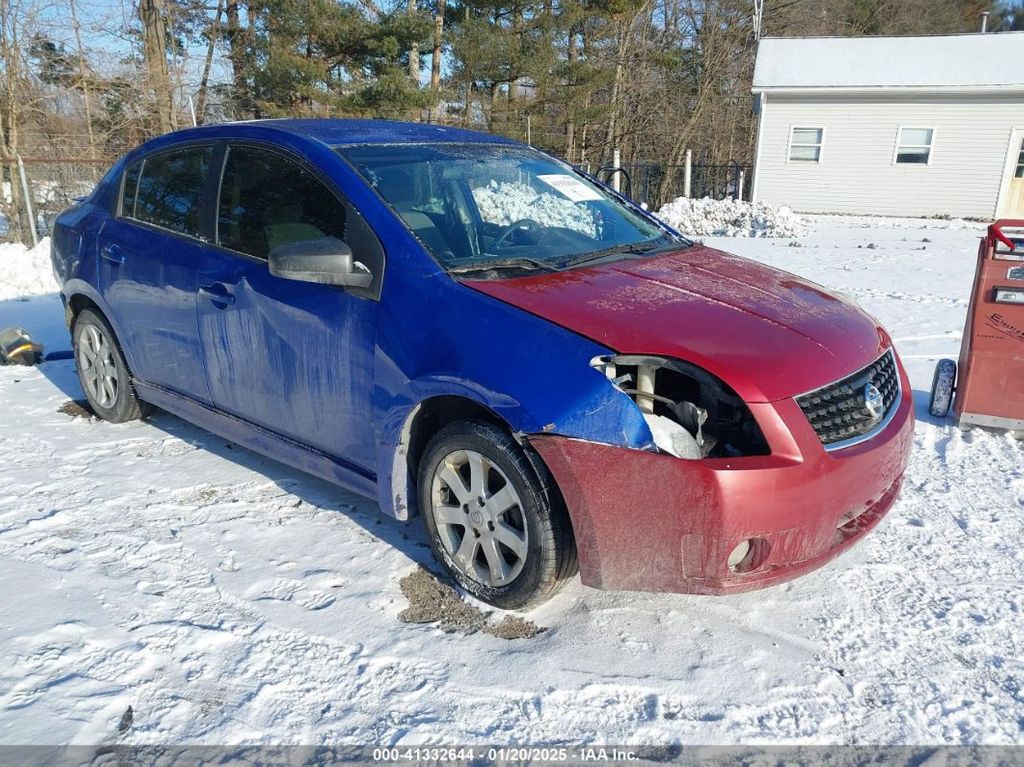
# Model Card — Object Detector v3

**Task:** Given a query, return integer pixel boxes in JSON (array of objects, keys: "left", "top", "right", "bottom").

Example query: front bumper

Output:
[{"left": 529, "top": 363, "right": 915, "bottom": 595}]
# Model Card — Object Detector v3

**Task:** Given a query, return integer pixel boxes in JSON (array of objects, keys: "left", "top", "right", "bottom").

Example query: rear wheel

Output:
[
  {"left": 929, "top": 358, "right": 957, "bottom": 418},
  {"left": 418, "top": 419, "right": 577, "bottom": 609},
  {"left": 73, "top": 309, "right": 148, "bottom": 423}
]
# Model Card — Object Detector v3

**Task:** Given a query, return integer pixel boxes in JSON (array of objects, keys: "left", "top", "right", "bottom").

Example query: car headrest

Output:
[{"left": 373, "top": 167, "right": 415, "bottom": 208}]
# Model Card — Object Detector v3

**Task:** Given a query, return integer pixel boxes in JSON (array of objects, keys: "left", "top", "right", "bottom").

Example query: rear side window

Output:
[
  {"left": 121, "top": 161, "right": 141, "bottom": 218},
  {"left": 130, "top": 146, "right": 213, "bottom": 238},
  {"left": 217, "top": 146, "right": 346, "bottom": 260}
]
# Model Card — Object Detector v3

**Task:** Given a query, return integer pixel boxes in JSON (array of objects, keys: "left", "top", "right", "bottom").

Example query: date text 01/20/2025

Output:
[{"left": 371, "top": 747, "right": 640, "bottom": 761}]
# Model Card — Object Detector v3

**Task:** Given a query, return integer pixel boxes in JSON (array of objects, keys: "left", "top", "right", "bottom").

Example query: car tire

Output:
[
  {"left": 418, "top": 419, "right": 577, "bottom": 610},
  {"left": 929, "top": 358, "right": 957, "bottom": 418},
  {"left": 73, "top": 308, "right": 149, "bottom": 423}
]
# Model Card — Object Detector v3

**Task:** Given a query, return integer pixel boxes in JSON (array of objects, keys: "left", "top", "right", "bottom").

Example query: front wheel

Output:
[
  {"left": 929, "top": 358, "right": 957, "bottom": 418},
  {"left": 418, "top": 419, "right": 577, "bottom": 609}
]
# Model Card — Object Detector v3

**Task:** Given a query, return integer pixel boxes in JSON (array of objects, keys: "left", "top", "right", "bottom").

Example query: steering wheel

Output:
[{"left": 492, "top": 218, "right": 542, "bottom": 250}]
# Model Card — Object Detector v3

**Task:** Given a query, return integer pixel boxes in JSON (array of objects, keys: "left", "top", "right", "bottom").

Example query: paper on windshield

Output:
[{"left": 538, "top": 174, "right": 603, "bottom": 203}]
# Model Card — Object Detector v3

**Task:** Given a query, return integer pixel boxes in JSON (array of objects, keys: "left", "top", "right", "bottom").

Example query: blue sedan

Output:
[{"left": 51, "top": 119, "right": 911, "bottom": 608}]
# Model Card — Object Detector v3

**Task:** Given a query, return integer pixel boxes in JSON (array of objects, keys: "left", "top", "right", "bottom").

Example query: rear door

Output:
[
  {"left": 196, "top": 144, "right": 381, "bottom": 473},
  {"left": 96, "top": 145, "right": 214, "bottom": 402}
]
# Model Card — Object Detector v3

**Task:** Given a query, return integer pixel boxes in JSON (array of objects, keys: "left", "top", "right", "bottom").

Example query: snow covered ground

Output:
[
  {"left": 0, "top": 238, "right": 57, "bottom": 301},
  {"left": 1, "top": 215, "right": 1023, "bottom": 747}
]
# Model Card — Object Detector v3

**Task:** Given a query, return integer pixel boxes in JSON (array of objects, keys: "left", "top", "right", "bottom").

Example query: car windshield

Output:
[{"left": 337, "top": 143, "right": 684, "bottom": 275}]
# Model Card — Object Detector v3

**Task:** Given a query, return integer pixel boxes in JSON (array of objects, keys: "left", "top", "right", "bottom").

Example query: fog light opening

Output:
[
  {"left": 727, "top": 538, "right": 767, "bottom": 573},
  {"left": 727, "top": 540, "right": 752, "bottom": 572}
]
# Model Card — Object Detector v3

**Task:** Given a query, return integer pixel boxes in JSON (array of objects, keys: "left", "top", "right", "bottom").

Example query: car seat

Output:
[
  {"left": 264, "top": 202, "right": 325, "bottom": 254},
  {"left": 373, "top": 167, "right": 453, "bottom": 256}
]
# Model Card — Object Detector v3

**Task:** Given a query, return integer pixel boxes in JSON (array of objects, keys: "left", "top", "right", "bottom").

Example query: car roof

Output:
[
  {"left": 262, "top": 118, "right": 519, "bottom": 146},
  {"left": 149, "top": 118, "right": 521, "bottom": 149}
]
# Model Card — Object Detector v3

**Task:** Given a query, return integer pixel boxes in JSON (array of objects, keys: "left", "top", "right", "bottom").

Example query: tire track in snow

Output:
[
  {"left": 0, "top": 453, "right": 455, "bottom": 742},
  {"left": 807, "top": 423, "right": 1024, "bottom": 743}
]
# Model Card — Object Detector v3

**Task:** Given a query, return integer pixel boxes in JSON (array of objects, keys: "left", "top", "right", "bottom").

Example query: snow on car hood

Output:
[{"left": 464, "top": 245, "right": 888, "bottom": 403}]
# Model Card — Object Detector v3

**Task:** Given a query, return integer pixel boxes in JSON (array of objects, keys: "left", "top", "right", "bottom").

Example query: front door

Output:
[
  {"left": 97, "top": 145, "right": 214, "bottom": 403},
  {"left": 196, "top": 145, "right": 380, "bottom": 474},
  {"left": 998, "top": 130, "right": 1024, "bottom": 218}
]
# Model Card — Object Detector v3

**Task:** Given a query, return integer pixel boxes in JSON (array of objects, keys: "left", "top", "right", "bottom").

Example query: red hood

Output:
[{"left": 465, "top": 245, "right": 888, "bottom": 403}]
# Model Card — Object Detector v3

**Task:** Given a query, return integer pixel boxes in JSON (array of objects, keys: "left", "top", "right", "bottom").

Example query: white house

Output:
[{"left": 750, "top": 33, "right": 1024, "bottom": 219}]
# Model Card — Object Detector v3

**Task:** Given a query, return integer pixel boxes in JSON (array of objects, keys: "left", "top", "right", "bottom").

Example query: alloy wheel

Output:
[
  {"left": 430, "top": 448, "right": 529, "bottom": 587},
  {"left": 77, "top": 324, "right": 119, "bottom": 409}
]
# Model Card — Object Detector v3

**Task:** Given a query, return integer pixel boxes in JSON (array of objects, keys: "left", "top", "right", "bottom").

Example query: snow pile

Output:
[
  {"left": 656, "top": 197, "right": 808, "bottom": 238},
  {"left": 472, "top": 181, "right": 597, "bottom": 237},
  {"left": 0, "top": 237, "right": 56, "bottom": 301}
]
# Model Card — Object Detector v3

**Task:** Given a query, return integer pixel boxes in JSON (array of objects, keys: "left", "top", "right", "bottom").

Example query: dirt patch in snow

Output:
[
  {"left": 655, "top": 197, "right": 807, "bottom": 238},
  {"left": 485, "top": 614, "right": 545, "bottom": 640},
  {"left": 398, "top": 566, "right": 544, "bottom": 639},
  {"left": 399, "top": 566, "right": 488, "bottom": 633},
  {"left": 58, "top": 400, "right": 94, "bottom": 419}
]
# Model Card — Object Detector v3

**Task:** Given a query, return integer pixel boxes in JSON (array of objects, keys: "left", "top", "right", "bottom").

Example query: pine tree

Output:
[{"left": 238, "top": 0, "right": 432, "bottom": 117}]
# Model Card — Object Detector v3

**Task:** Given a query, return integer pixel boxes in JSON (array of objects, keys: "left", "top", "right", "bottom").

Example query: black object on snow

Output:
[{"left": 0, "top": 326, "right": 43, "bottom": 366}]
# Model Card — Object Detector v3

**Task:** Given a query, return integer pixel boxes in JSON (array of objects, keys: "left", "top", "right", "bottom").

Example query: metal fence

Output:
[
  {"left": 610, "top": 160, "right": 751, "bottom": 209},
  {"left": 29, "top": 157, "right": 107, "bottom": 239},
  {"left": 1, "top": 157, "right": 110, "bottom": 244}
]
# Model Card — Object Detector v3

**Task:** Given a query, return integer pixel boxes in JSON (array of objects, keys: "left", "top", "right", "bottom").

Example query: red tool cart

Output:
[{"left": 930, "top": 220, "right": 1024, "bottom": 435}]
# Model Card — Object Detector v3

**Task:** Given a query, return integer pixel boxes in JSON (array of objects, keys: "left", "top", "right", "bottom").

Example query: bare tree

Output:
[
  {"left": 138, "top": 0, "right": 174, "bottom": 132},
  {"left": 408, "top": 0, "right": 420, "bottom": 84},
  {"left": 0, "top": 0, "right": 46, "bottom": 242},
  {"left": 431, "top": 0, "right": 445, "bottom": 92},
  {"left": 196, "top": 0, "right": 225, "bottom": 123},
  {"left": 67, "top": 0, "right": 98, "bottom": 168}
]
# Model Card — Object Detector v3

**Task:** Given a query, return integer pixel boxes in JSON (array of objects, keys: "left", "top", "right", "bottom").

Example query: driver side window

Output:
[{"left": 217, "top": 146, "right": 346, "bottom": 260}]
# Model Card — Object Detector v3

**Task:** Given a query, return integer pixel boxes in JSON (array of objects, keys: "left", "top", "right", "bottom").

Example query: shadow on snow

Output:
[{"left": 0, "top": 291, "right": 436, "bottom": 575}]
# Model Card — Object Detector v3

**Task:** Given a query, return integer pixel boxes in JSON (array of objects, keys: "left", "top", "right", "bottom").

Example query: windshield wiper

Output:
[
  {"left": 448, "top": 257, "right": 558, "bottom": 276},
  {"left": 561, "top": 238, "right": 682, "bottom": 269}
]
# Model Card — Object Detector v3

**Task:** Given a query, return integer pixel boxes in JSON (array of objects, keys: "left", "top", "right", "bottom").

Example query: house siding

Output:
[{"left": 754, "top": 93, "right": 1024, "bottom": 217}]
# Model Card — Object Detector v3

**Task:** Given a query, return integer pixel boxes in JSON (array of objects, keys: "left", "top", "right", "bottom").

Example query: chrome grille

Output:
[{"left": 795, "top": 350, "right": 900, "bottom": 450}]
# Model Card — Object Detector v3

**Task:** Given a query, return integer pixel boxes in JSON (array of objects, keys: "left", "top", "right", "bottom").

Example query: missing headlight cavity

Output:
[{"left": 593, "top": 355, "right": 770, "bottom": 459}]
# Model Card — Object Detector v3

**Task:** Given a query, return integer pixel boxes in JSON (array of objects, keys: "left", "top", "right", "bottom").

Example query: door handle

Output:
[
  {"left": 198, "top": 283, "right": 235, "bottom": 308},
  {"left": 100, "top": 244, "right": 124, "bottom": 265}
]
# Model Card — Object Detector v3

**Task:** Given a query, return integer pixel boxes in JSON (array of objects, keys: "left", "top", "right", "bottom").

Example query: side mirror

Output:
[{"left": 268, "top": 237, "right": 373, "bottom": 288}]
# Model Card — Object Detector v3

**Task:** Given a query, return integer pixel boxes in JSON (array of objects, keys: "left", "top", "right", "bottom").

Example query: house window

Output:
[
  {"left": 788, "top": 128, "right": 823, "bottom": 162},
  {"left": 1016, "top": 138, "right": 1024, "bottom": 178},
  {"left": 895, "top": 128, "right": 934, "bottom": 165}
]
